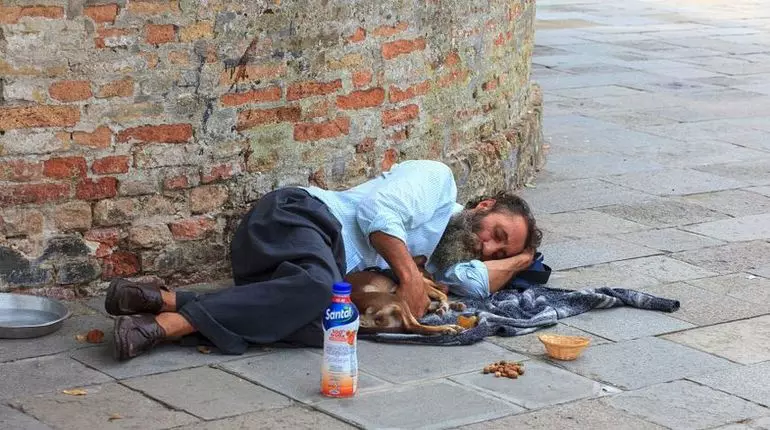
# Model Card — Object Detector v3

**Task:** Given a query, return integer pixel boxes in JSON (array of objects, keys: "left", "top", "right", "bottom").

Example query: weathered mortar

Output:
[{"left": 0, "top": 0, "right": 544, "bottom": 297}]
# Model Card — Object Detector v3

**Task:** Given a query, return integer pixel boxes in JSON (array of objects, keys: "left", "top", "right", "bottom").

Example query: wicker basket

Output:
[{"left": 538, "top": 334, "right": 591, "bottom": 361}]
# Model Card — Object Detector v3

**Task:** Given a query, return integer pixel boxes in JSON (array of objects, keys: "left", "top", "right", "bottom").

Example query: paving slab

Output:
[
  {"left": 0, "top": 404, "right": 53, "bottom": 430},
  {"left": 0, "top": 353, "right": 113, "bottom": 400},
  {"left": 537, "top": 153, "right": 665, "bottom": 180},
  {"left": 750, "top": 264, "right": 770, "bottom": 279},
  {"left": 642, "top": 282, "right": 769, "bottom": 326},
  {"left": 692, "top": 362, "right": 770, "bottom": 409},
  {"left": 749, "top": 186, "right": 770, "bottom": 197},
  {"left": 615, "top": 227, "right": 725, "bottom": 252},
  {"left": 683, "top": 190, "right": 770, "bottom": 217},
  {"left": 451, "top": 361, "right": 602, "bottom": 410},
  {"left": 355, "top": 340, "right": 527, "bottom": 384},
  {"left": 547, "top": 263, "right": 661, "bottom": 290},
  {"left": 672, "top": 241, "right": 770, "bottom": 274},
  {"left": 712, "top": 416, "right": 770, "bottom": 430},
  {"left": 517, "top": 178, "right": 656, "bottom": 214},
  {"left": 555, "top": 337, "right": 736, "bottom": 390},
  {"left": 552, "top": 85, "right": 646, "bottom": 99},
  {"left": 488, "top": 323, "right": 611, "bottom": 356},
  {"left": 695, "top": 161, "right": 770, "bottom": 187},
  {"left": 687, "top": 273, "right": 770, "bottom": 305},
  {"left": 664, "top": 315, "right": 770, "bottom": 364},
  {"left": 70, "top": 341, "right": 269, "bottom": 380},
  {"left": 604, "top": 380, "right": 769, "bottom": 429},
  {"left": 174, "top": 406, "right": 356, "bottom": 429},
  {"left": 537, "top": 210, "right": 649, "bottom": 240},
  {"left": 561, "top": 307, "right": 694, "bottom": 341},
  {"left": 606, "top": 255, "right": 719, "bottom": 283},
  {"left": 601, "top": 168, "right": 747, "bottom": 196},
  {"left": 123, "top": 366, "right": 292, "bottom": 420},
  {"left": 315, "top": 380, "right": 521, "bottom": 430},
  {"left": 597, "top": 199, "right": 728, "bottom": 227},
  {"left": 219, "top": 348, "right": 389, "bottom": 404},
  {"left": 642, "top": 141, "right": 770, "bottom": 169},
  {"left": 683, "top": 214, "right": 770, "bottom": 242},
  {"left": 8, "top": 383, "right": 198, "bottom": 430},
  {"left": 463, "top": 398, "right": 665, "bottom": 429},
  {"left": 539, "top": 237, "right": 660, "bottom": 270},
  {"left": 0, "top": 312, "right": 113, "bottom": 363}
]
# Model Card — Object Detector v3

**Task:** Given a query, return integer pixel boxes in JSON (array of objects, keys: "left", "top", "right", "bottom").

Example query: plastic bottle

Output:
[{"left": 321, "top": 281, "right": 359, "bottom": 398}]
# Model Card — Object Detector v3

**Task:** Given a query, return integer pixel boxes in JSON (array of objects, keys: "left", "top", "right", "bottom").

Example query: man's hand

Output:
[
  {"left": 368, "top": 232, "right": 430, "bottom": 318},
  {"left": 395, "top": 271, "right": 431, "bottom": 319},
  {"left": 485, "top": 248, "right": 536, "bottom": 294}
]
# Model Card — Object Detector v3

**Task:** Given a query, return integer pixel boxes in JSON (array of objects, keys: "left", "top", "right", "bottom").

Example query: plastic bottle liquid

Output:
[{"left": 321, "top": 281, "right": 359, "bottom": 398}]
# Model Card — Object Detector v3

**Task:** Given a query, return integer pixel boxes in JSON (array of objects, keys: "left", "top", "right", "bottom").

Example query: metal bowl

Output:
[{"left": 0, "top": 293, "right": 71, "bottom": 339}]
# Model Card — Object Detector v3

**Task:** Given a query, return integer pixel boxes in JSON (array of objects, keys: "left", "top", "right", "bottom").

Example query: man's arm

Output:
[
  {"left": 434, "top": 249, "right": 535, "bottom": 299},
  {"left": 369, "top": 231, "right": 429, "bottom": 318},
  {"left": 484, "top": 248, "right": 535, "bottom": 294}
]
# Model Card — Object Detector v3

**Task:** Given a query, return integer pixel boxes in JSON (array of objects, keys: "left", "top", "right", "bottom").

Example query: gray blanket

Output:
[{"left": 361, "top": 286, "right": 680, "bottom": 345}]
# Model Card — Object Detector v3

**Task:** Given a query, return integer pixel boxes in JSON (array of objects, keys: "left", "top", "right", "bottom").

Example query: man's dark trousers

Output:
[{"left": 176, "top": 187, "right": 347, "bottom": 354}]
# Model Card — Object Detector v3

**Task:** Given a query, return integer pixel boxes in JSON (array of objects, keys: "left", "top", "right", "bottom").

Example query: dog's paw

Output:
[
  {"left": 449, "top": 302, "right": 467, "bottom": 312},
  {"left": 435, "top": 302, "right": 450, "bottom": 316},
  {"left": 440, "top": 325, "right": 466, "bottom": 335}
]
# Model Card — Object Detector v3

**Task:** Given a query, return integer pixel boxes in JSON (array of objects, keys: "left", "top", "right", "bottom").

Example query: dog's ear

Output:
[{"left": 413, "top": 255, "right": 427, "bottom": 268}]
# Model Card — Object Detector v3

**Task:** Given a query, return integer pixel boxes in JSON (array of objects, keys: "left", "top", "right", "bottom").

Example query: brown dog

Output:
[{"left": 344, "top": 264, "right": 467, "bottom": 335}]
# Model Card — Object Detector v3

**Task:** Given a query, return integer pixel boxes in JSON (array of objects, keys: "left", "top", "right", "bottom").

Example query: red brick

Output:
[
  {"left": 388, "top": 129, "right": 408, "bottom": 142},
  {"left": 168, "top": 217, "right": 217, "bottom": 241},
  {"left": 302, "top": 100, "right": 330, "bottom": 120},
  {"left": 482, "top": 77, "right": 499, "bottom": 91},
  {"left": 117, "top": 124, "right": 193, "bottom": 144},
  {"left": 220, "top": 86, "right": 281, "bottom": 107},
  {"left": 101, "top": 251, "right": 140, "bottom": 279},
  {"left": 356, "top": 137, "right": 376, "bottom": 153},
  {"left": 294, "top": 117, "right": 350, "bottom": 142},
  {"left": 200, "top": 163, "right": 236, "bottom": 184},
  {"left": 76, "top": 177, "right": 118, "bottom": 200},
  {"left": 49, "top": 80, "right": 92, "bottom": 102},
  {"left": 97, "top": 77, "right": 133, "bottom": 98},
  {"left": 0, "top": 6, "right": 64, "bottom": 24},
  {"left": 0, "top": 160, "right": 43, "bottom": 182},
  {"left": 219, "top": 64, "right": 286, "bottom": 86},
  {"left": 92, "top": 156, "right": 130, "bottom": 174},
  {"left": 84, "top": 4, "right": 119, "bottom": 24},
  {"left": 382, "top": 104, "right": 419, "bottom": 127},
  {"left": 382, "top": 38, "right": 426, "bottom": 60},
  {"left": 381, "top": 148, "right": 399, "bottom": 171},
  {"left": 43, "top": 157, "right": 88, "bottom": 179},
  {"left": 348, "top": 27, "right": 366, "bottom": 43},
  {"left": 437, "top": 69, "right": 470, "bottom": 88},
  {"left": 287, "top": 80, "right": 342, "bottom": 101},
  {"left": 352, "top": 70, "right": 373, "bottom": 88},
  {"left": 444, "top": 51, "right": 461, "bottom": 67},
  {"left": 145, "top": 24, "right": 176, "bottom": 45},
  {"left": 0, "top": 183, "right": 70, "bottom": 205},
  {"left": 494, "top": 32, "right": 506, "bottom": 46},
  {"left": 179, "top": 21, "right": 214, "bottom": 42},
  {"left": 85, "top": 227, "right": 121, "bottom": 247},
  {"left": 0, "top": 106, "right": 79, "bottom": 129},
  {"left": 336, "top": 88, "right": 385, "bottom": 110},
  {"left": 190, "top": 185, "right": 228, "bottom": 214},
  {"left": 236, "top": 106, "right": 301, "bottom": 131},
  {"left": 389, "top": 81, "right": 431, "bottom": 103},
  {"left": 95, "top": 28, "right": 136, "bottom": 48},
  {"left": 372, "top": 22, "right": 408, "bottom": 37},
  {"left": 164, "top": 174, "right": 190, "bottom": 190},
  {"left": 73, "top": 126, "right": 112, "bottom": 148}
]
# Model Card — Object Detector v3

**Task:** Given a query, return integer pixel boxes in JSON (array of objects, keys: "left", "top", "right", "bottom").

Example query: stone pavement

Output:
[{"left": 3, "top": 0, "right": 770, "bottom": 428}]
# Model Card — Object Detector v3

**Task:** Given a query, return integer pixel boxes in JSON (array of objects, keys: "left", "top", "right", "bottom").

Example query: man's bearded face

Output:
[{"left": 430, "top": 209, "right": 484, "bottom": 272}]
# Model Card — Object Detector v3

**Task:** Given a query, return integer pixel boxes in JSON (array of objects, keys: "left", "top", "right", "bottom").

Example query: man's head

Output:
[{"left": 430, "top": 192, "right": 542, "bottom": 271}]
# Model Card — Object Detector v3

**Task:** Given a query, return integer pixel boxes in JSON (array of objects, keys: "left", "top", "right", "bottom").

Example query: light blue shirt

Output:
[{"left": 302, "top": 160, "right": 491, "bottom": 298}]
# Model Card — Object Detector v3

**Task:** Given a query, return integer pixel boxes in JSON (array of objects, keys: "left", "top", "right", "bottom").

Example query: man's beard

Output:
[{"left": 430, "top": 209, "right": 484, "bottom": 272}]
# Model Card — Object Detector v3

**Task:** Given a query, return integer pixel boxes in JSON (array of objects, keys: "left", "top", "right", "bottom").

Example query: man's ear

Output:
[{"left": 474, "top": 199, "right": 496, "bottom": 211}]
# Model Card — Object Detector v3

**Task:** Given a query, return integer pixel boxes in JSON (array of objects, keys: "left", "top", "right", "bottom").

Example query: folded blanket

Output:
[{"left": 360, "top": 286, "right": 680, "bottom": 345}]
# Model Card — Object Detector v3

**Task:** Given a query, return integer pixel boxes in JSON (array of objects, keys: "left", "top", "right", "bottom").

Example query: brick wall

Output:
[{"left": 0, "top": 0, "right": 544, "bottom": 297}]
